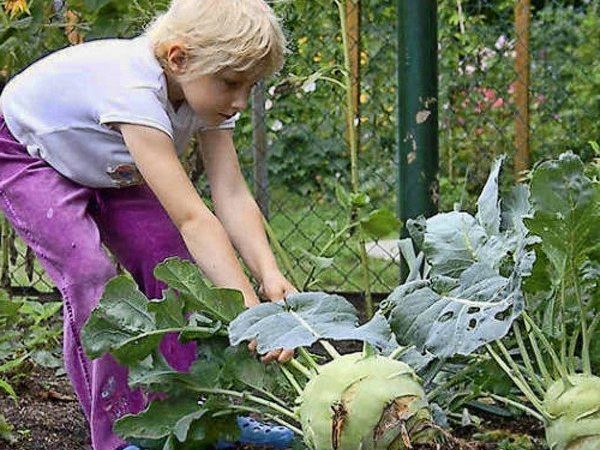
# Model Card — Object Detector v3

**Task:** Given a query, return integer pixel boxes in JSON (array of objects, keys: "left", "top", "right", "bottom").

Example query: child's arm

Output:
[
  {"left": 118, "top": 123, "right": 260, "bottom": 306},
  {"left": 199, "top": 129, "right": 297, "bottom": 302}
]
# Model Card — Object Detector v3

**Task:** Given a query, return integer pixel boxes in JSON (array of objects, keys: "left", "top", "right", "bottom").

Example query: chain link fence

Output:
[{"left": 0, "top": 0, "right": 597, "bottom": 298}]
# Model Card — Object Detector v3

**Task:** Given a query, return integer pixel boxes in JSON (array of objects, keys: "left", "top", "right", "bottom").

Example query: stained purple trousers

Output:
[{"left": 0, "top": 116, "right": 198, "bottom": 450}]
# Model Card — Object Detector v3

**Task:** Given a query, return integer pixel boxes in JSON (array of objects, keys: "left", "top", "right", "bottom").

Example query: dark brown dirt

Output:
[{"left": 0, "top": 365, "right": 90, "bottom": 450}]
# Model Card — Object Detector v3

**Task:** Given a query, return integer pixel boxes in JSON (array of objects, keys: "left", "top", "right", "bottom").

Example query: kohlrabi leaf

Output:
[
  {"left": 390, "top": 158, "right": 531, "bottom": 358},
  {"left": 82, "top": 276, "right": 221, "bottom": 365},
  {"left": 501, "top": 184, "right": 532, "bottom": 236},
  {"left": 228, "top": 292, "right": 392, "bottom": 353},
  {"left": 154, "top": 258, "right": 245, "bottom": 324},
  {"left": 408, "top": 156, "right": 532, "bottom": 280},
  {"left": 526, "top": 152, "right": 600, "bottom": 275},
  {"left": 114, "top": 396, "right": 203, "bottom": 442},
  {"left": 476, "top": 156, "right": 504, "bottom": 236},
  {"left": 114, "top": 396, "right": 239, "bottom": 448},
  {"left": 413, "top": 211, "right": 487, "bottom": 278},
  {"left": 388, "top": 262, "right": 524, "bottom": 359}
]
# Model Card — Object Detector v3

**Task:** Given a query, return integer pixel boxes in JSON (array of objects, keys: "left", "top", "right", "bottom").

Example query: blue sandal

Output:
[{"left": 217, "top": 416, "right": 294, "bottom": 449}]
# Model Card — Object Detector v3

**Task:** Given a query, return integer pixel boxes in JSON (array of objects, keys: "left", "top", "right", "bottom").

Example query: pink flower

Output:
[{"left": 491, "top": 98, "right": 505, "bottom": 109}]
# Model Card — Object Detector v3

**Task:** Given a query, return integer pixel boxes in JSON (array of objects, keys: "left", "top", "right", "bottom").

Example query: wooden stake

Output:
[{"left": 514, "top": 0, "right": 531, "bottom": 176}]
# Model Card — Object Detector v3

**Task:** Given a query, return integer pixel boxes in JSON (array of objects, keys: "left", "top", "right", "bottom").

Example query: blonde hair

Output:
[{"left": 145, "top": 0, "right": 287, "bottom": 81}]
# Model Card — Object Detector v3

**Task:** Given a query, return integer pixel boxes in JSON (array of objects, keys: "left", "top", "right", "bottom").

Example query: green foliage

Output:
[
  {"left": 384, "top": 157, "right": 530, "bottom": 358},
  {"left": 0, "top": 413, "right": 16, "bottom": 445}
]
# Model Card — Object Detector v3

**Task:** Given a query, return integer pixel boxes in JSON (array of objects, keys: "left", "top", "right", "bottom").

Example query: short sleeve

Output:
[{"left": 97, "top": 86, "right": 174, "bottom": 140}]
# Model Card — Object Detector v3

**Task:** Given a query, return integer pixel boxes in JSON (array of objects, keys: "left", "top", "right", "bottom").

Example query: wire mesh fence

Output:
[{"left": 0, "top": 0, "right": 597, "bottom": 299}]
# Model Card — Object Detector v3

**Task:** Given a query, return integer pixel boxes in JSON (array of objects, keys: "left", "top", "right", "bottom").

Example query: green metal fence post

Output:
[{"left": 396, "top": 0, "right": 439, "bottom": 226}]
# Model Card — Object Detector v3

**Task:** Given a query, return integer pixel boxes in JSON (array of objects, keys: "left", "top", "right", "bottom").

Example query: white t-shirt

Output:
[{"left": 0, "top": 36, "right": 237, "bottom": 188}]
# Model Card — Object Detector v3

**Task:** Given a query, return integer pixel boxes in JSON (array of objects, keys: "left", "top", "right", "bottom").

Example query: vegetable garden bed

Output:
[{"left": 0, "top": 346, "right": 546, "bottom": 450}]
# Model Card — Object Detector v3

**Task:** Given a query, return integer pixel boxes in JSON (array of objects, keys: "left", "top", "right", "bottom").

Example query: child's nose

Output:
[{"left": 231, "top": 90, "right": 249, "bottom": 111}]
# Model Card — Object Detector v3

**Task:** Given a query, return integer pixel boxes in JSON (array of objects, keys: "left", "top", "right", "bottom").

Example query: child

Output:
[{"left": 0, "top": 0, "right": 296, "bottom": 449}]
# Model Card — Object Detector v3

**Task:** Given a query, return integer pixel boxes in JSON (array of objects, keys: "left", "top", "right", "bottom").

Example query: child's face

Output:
[{"left": 180, "top": 67, "right": 263, "bottom": 127}]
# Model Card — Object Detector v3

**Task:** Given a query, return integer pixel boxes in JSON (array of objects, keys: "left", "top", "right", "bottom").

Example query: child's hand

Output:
[
  {"left": 247, "top": 271, "right": 297, "bottom": 363},
  {"left": 258, "top": 271, "right": 298, "bottom": 302}
]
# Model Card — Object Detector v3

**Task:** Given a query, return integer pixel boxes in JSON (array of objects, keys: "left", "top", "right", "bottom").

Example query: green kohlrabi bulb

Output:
[
  {"left": 298, "top": 352, "right": 433, "bottom": 450},
  {"left": 544, "top": 375, "right": 600, "bottom": 450}
]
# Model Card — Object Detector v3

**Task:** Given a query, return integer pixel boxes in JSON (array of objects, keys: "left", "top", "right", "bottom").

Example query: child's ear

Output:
[{"left": 166, "top": 43, "right": 188, "bottom": 75}]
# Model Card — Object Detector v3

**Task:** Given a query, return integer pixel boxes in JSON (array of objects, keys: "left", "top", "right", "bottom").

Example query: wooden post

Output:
[
  {"left": 514, "top": 0, "right": 531, "bottom": 175},
  {"left": 252, "top": 81, "right": 269, "bottom": 218},
  {"left": 346, "top": 0, "right": 361, "bottom": 150}
]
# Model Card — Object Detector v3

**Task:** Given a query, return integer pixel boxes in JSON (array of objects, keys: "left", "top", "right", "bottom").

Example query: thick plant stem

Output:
[
  {"left": 335, "top": 0, "right": 374, "bottom": 318},
  {"left": 568, "top": 328, "right": 580, "bottom": 374},
  {"left": 583, "top": 315, "right": 599, "bottom": 375},
  {"left": 287, "top": 358, "right": 313, "bottom": 379},
  {"left": 191, "top": 387, "right": 297, "bottom": 421},
  {"left": 493, "top": 342, "right": 545, "bottom": 411},
  {"left": 280, "top": 365, "right": 304, "bottom": 396},
  {"left": 523, "top": 313, "right": 571, "bottom": 385},
  {"left": 298, "top": 348, "right": 321, "bottom": 374},
  {"left": 320, "top": 340, "right": 340, "bottom": 359},
  {"left": 526, "top": 325, "right": 552, "bottom": 386},
  {"left": 560, "top": 277, "right": 568, "bottom": 369},
  {"left": 486, "top": 344, "right": 546, "bottom": 416},
  {"left": 573, "top": 273, "right": 591, "bottom": 375},
  {"left": 225, "top": 405, "right": 303, "bottom": 435},
  {"left": 513, "top": 322, "right": 547, "bottom": 394},
  {"left": 388, "top": 345, "right": 410, "bottom": 360},
  {"left": 488, "top": 394, "right": 546, "bottom": 423}
]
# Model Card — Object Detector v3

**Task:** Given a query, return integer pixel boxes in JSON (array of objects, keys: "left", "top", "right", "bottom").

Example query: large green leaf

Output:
[
  {"left": 154, "top": 258, "right": 245, "bottom": 324},
  {"left": 476, "top": 156, "right": 504, "bottom": 236},
  {"left": 82, "top": 277, "right": 221, "bottom": 365},
  {"left": 229, "top": 292, "right": 392, "bottom": 353},
  {"left": 114, "top": 396, "right": 239, "bottom": 449},
  {"left": 389, "top": 263, "right": 524, "bottom": 358},
  {"left": 359, "top": 207, "right": 401, "bottom": 239},
  {"left": 526, "top": 152, "right": 600, "bottom": 274},
  {"left": 388, "top": 157, "right": 529, "bottom": 358}
]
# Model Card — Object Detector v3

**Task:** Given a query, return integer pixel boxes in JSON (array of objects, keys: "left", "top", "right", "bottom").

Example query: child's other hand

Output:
[
  {"left": 248, "top": 271, "right": 297, "bottom": 364},
  {"left": 258, "top": 271, "right": 298, "bottom": 302},
  {"left": 248, "top": 339, "right": 294, "bottom": 364}
]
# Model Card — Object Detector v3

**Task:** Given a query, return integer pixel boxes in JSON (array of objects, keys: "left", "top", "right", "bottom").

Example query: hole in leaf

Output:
[
  {"left": 468, "top": 318, "right": 477, "bottom": 330},
  {"left": 438, "top": 311, "right": 454, "bottom": 322},
  {"left": 467, "top": 306, "right": 480, "bottom": 314},
  {"left": 495, "top": 307, "right": 513, "bottom": 321}
]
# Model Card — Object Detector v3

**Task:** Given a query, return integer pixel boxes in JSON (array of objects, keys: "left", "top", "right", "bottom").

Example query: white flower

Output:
[
  {"left": 495, "top": 34, "right": 507, "bottom": 50},
  {"left": 271, "top": 120, "right": 283, "bottom": 132},
  {"left": 268, "top": 86, "right": 277, "bottom": 96},
  {"left": 265, "top": 99, "right": 273, "bottom": 110},
  {"left": 465, "top": 64, "right": 476, "bottom": 75},
  {"left": 302, "top": 80, "right": 317, "bottom": 93}
]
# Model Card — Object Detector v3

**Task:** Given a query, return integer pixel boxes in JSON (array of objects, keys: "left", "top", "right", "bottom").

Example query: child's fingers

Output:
[
  {"left": 248, "top": 340, "right": 257, "bottom": 353},
  {"left": 277, "top": 349, "right": 294, "bottom": 363},
  {"left": 260, "top": 348, "right": 282, "bottom": 363}
]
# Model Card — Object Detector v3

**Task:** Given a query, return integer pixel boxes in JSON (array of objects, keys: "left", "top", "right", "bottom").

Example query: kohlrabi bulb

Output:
[
  {"left": 299, "top": 352, "right": 433, "bottom": 450},
  {"left": 544, "top": 375, "right": 600, "bottom": 450}
]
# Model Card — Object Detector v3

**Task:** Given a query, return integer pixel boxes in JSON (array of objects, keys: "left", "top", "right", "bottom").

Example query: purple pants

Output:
[{"left": 0, "top": 116, "right": 197, "bottom": 450}]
